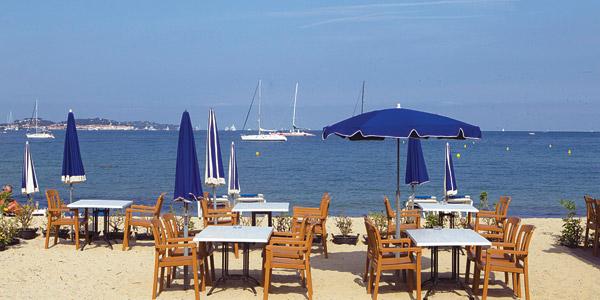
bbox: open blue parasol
[323,105,481,238]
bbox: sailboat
[241,80,287,142]
[279,82,314,137]
[26,100,54,139]
[5,111,18,131]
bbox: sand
[1,216,599,299]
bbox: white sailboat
[279,82,314,137]
[241,80,287,142]
[26,100,54,139]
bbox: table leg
[251,212,257,226]
[267,212,272,227]
[80,208,91,251]
[103,209,113,250]
[207,242,260,296]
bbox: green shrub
[424,213,442,228]
[558,199,582,248]
[16,199,36,229]
[274,214,292,232]
[335,215,353,236]
[367,211,388,236]
[0,216,19,245]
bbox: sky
[0,0,598,131]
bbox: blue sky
[0,1,598,131]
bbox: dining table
[416,202,479,228]
[232,202,289,226]
[67,199,132,250]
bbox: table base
[423,246,478,300]
[80,208,113,251]
[207,242,260,296]
[251,212,273,227]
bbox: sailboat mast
[35,100,39,134]
[292,82,298,130]
[258,80,262,135]
[361,81,365,114]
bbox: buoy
[549,144,552,148]
[256,151,260,157]
[568,149,572,156]
[464,144,467,149]
[456,153,461,159]
[506,147,510,151]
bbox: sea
[1,130,598,217]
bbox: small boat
[279,82,314,137]
[241,80,287,142]
[26,100,54,139]
[528,132,535,135]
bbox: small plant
[558,199,582,248]
[274,214,292,232]
[367,211,388,236]
[478,192,489,210]
[16,199,35,230]
[335,215,353,236]
[0,216,19,246]
[109,209,125,232]
[424,213,442,228]
[240,216,263,227]
[0,191,12,215]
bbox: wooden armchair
[270,217,308,245]
[44,189,88,250]
[473,224,535,300]
[162,213,214,291]
[263,223,316,300]
[122,193,165,251]
[364,217,421,300]
[150,218,201,300]
[384,196,420,238]
[466,217,521,286]
[292,192,330,258]
[471,196,511,240]
[199,195,239,258]
[584,195,599,255]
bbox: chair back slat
[497,196,511,218]
[153,193,166,216]
[45,189,62,217]
[502,217,521,244]
[162,213,180,238]
[384,197,395,220]
[319,193,330,219]
[150,218,168,253]
[584,195,597,221]
[515,224,535,255]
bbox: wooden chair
[199,194,239,258]
[122,193,166,251]
[364,217,421,300]
[471,196,511,240]
[44,189,87,250]
[465,217,521,286]
[263,222,316,300]
[473,224,535,300]
[584,195,600,255]
[150,217,201,300]
[162,213,215,289]
[292,192,330,258]
[384,196,420,238]
[270,217,308,245]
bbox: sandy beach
[1,216,599,299]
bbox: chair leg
[416,267,421,300]
[74,220,80,250]
[263,265,271,300]
[210,254,216,280]
[473,263,481,294]
[322,232,329,258]
[364,256,369,283]
[524,265,531,300]
[192,261,200,300]
[594,229,600,256]
[166,266,172,288]
[406,269,413,292]
[373,263,382,300]
[584,224,589,248]
[465,258,471,284]
[482,264,491,300]
[515,273,522,298]
[234,242,239,259]
[54,225,59,246]
[44,219,52,249]
[306,265,313,300]
[159,267,165,293]
[152,255,159,300]
[122,215,130,251]
[367,262,374,294]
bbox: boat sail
[241,80,287,142]
[279,82,314,137]
[26,100,54,139]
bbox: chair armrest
[486,248,527,256]
[126,208,155,214]
[266,245,305,252]
[156,243,197,250]
[379,238,412,247]
[380,247,421,254]
[48,207,70,213]
[491,242,516,248]
[167,237,194,243]
[293,207,321,216]
[272,231,295,237]
[131,204,155,210]
[476,211,497,217]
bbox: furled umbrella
[322,105,481,239]
[61,109,86,203]
[444,142,458,201]
[228,141,240,196]
[205,108,225,222]
[21,141,39,201]
[173,110,202,286]
[405,138,429,201]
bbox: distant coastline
[1,117,176,131]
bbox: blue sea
[1,130,598,217]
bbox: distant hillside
[1,117,176,131]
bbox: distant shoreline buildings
[1,117,176,131]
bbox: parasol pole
[395,138,401,240]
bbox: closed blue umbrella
[228,142,240,195]
[444,142,458,199]
[173,111,202,284]
[61,110,86,203]
[21,141,39,200]
[205,108,225,213]
[323,105,481,238]
[405,138,429,199]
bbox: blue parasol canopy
[61,110,86,184]
[205,108,225,186]
[445,142,458,197]
[228,142,240,195]
[322,105,481,238]
[405,138,429,186]
[174,111,203,201]
[21,141,39,196]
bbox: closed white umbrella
[205,109,225,217]
[21,141,39,199]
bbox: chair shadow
[542,232,600,270]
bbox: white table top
[67,199,133,209]
[193,226,273,243]
[405,229,491,247]
[416,202,479,213]
[232,202,289,213]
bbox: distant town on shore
[1,117,176,131]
